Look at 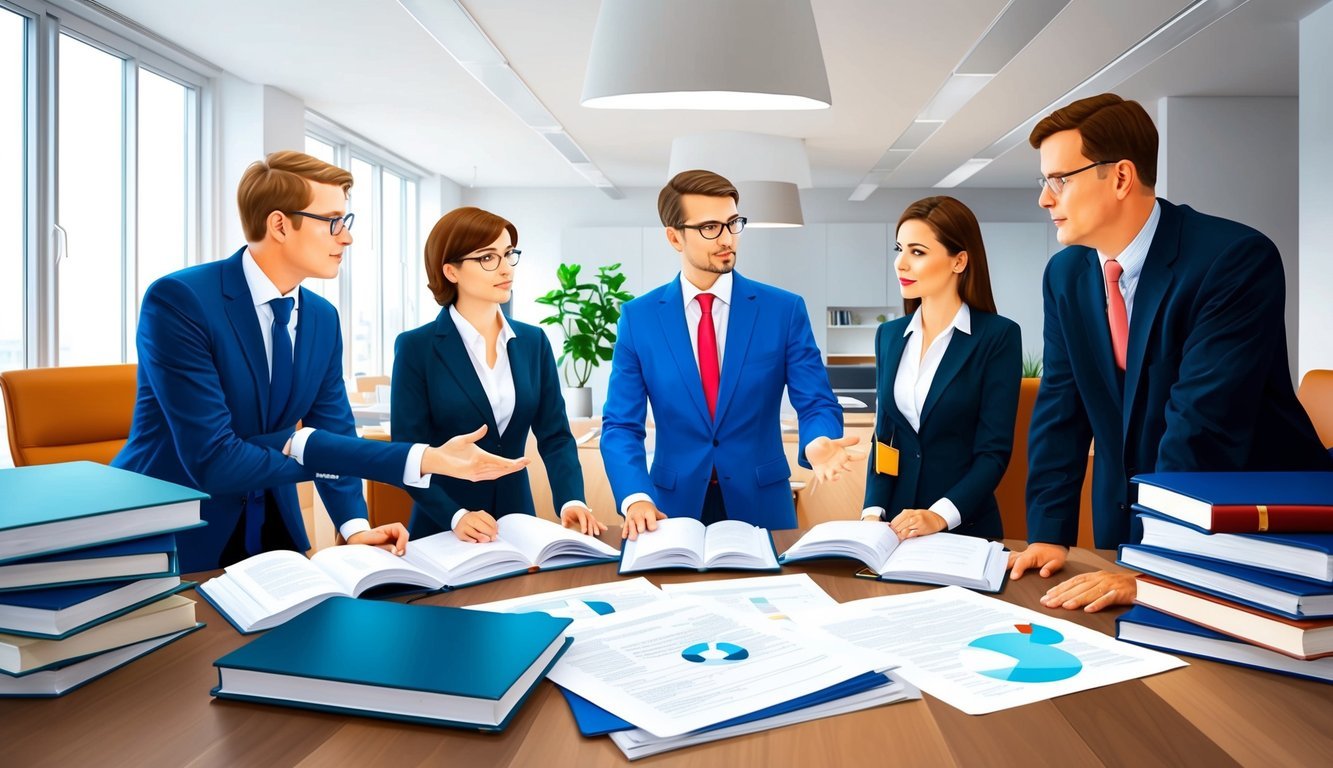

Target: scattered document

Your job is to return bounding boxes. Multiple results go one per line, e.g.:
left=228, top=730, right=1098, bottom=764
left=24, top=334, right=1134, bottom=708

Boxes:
left=464, top=578, right=665, bottom=630
left=781, top=521, right=1007, bottom=592
left=837, top=395, right=867, bottom=409
left=798, top=586, right=1185, bottom=714
left=660, top=573, right=837, bottom=621
left=545, top=597, right=892, bottom=737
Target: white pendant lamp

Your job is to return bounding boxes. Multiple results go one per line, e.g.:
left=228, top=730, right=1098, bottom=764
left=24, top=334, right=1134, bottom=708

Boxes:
left=582, top=0, right=831, bottom=111
left=668, top=132, right=811, bottom=228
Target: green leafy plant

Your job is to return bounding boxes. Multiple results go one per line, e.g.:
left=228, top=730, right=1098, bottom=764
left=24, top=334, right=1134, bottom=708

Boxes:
left=1022, top=353, right=1043, bottom=378
left=535, top=263, right=634, bottom=388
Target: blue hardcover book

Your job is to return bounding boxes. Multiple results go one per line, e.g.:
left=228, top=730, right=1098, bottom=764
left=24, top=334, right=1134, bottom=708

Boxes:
left=557, top=671, right=894, bottom=737
left=1132, top=471, right=1333, bottom=533
left=1136, top=509, right=1333, bottom=584
left=1116, top=606, right=1333, bottom=685
left=0, top=576, right=193, bottom=638
left=618, top=519, right=781, bottom=574
left=0, top=624, right=204, bottom=698
left=0, top=462, right=207, bottom=564
left=211, top=597, right=573, bottom=730
left=0, top=534, right=179, bottom=593
left=1118, top=544, right=1333, bottom=620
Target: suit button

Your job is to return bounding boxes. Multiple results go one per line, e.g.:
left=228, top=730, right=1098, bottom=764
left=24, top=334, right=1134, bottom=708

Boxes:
left=915, top=452, right=921, bottom=459
left=713, top=439, right=719, bottom=447
left=1119, top=503, right=1127, bottom=511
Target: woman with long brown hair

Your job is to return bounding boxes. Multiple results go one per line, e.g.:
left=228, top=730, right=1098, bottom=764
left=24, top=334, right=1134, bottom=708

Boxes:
left=860, top=196, right=1021, bottom=540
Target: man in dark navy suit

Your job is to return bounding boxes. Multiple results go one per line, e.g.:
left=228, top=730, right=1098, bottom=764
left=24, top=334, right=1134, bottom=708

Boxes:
left=114, top=151, right=526, bottom=571
left=1008, top=94, right=1332, bottom=611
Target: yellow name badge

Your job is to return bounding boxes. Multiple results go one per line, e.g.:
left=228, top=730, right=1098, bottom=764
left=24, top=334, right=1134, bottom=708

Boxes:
left=875, top=440, right=900, bottom=477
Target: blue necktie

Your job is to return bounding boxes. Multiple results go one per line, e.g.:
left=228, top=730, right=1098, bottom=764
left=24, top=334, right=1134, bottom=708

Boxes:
left=246, top=296, right=295, bottom=556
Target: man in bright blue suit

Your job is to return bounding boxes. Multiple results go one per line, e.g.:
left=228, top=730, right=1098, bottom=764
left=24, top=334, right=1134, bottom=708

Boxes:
left=114, top=151, right=527, bottom=571
left=1007, top=94, right=1332, bottom=611
left=602, top=170, right=859, bottom=539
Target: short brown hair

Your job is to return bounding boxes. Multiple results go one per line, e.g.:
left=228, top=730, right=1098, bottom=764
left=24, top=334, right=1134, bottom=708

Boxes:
left=1028, top=93, right=1158, bottom=187
left=424, top=207, right=518, bottom=306
left=896, top=196, right=997, bottom=316
left=237, top=151, right=353, bottom=242
left=657, top=170, right=740, bottom=227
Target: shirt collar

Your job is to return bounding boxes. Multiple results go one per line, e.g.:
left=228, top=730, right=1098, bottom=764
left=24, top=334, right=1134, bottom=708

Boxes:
left=1098, top=199, right=1160, bottom=280
left=242, top=248, right=302, bottom=310
left=681, top=271, right=733, bottom=309
left=903, top=302, right=972, bottom=338
left=448, top=304, right=516, bottom=350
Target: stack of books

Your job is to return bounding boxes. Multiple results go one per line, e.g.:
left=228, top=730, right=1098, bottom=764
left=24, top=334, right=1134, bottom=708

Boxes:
left=1115, top=471, right=1333, bottom=684
left=0, top=461, right=207, bottom=697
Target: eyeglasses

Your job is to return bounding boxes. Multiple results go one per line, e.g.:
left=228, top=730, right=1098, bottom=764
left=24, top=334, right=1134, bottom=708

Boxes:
left=458, top=249, right=522, bottom=271
left=675, top=216, right=747, bottom=240
left=1037, top=161, right=1116, bottom=197
left=287, top=211, right=355, bottom=235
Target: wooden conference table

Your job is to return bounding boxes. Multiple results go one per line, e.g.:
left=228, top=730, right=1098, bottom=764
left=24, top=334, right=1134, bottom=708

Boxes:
left=2, top=536, right=1330, bottom=767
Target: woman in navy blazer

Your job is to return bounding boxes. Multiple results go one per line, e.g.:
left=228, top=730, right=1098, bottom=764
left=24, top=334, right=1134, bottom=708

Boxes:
left=862, top=196, right=1022, bottom=540
left=392, top=207, right=604, bottom=541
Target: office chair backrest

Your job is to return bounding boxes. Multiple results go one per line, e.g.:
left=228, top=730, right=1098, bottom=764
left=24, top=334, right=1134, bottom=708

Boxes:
left=994, top=376, right=1040, bottom=540
left=0, top=364, right=138, bottom=467
left=1298, top=369, right=1333, bottom=449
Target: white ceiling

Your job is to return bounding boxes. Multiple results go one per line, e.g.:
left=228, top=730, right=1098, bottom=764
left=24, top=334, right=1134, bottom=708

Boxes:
left=98, top=0, right=1326, bottom=191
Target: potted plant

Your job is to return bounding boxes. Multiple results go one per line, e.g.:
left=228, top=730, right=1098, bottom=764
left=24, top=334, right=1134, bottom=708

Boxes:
left=1022, top=353, right=1043, bottom=379
left=535, top=262, right=634, bottom=418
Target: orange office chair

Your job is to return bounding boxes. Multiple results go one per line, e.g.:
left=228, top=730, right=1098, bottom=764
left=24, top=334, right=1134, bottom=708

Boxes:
left=994, top=376, right=1039, bottom=540
left=1298, top=369, right=1333, bottom=450
left=0, top=364, right=138, bottom=467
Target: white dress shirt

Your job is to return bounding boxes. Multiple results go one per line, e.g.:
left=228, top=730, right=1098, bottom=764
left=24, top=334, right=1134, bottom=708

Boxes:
left=621, top=272, right=734, bottom=516
left=1096, top=200, right=1160, bottom=324
left=861, top=303, right=971, bottom=529
left=242, top=250, right=429, bottom=541
left=446, top=306, right=588, bottom=530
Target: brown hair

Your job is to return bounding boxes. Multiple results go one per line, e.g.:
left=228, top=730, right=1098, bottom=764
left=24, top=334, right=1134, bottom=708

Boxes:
left=424, top=207, right=518, bottom=306
left=896, top=196, right=997, bottom=316
left=1028, top=93, right=1158, bottom=187
left=657, top=170, right=740, bottom=227
left=237, top=150, right=353, bottom=242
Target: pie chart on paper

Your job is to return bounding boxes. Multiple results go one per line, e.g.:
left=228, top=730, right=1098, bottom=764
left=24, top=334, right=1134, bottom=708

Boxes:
left=962, top=623, right=1083, bottom=683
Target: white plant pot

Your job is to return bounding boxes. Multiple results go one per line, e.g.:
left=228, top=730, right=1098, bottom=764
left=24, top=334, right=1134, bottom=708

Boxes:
left=564, top=386, right=594, bottom=419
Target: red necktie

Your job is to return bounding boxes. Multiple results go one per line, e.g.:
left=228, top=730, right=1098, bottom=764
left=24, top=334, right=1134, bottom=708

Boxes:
left=1104, top=260, right=1128, bottom=371
left=696, top=292, right=720, bottom=419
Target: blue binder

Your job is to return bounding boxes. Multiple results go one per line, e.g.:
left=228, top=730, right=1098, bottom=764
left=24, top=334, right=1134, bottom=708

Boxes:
left=1135, top=509, right=1333, bottom=584
left=0, top=534, right=179, bottom=593
left=0, top=577, right=194, bottom=638
left=1117, top=544, right=1333, bottom=619
left=211, top=597, right=572, bottom=730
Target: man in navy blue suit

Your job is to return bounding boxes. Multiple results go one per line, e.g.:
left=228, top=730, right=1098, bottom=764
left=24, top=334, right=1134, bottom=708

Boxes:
left=602, top=170, right=859, bottom=539
left=1008, top=94, right=1332, bottom=611
left=114, top=151, right=527, bottom=571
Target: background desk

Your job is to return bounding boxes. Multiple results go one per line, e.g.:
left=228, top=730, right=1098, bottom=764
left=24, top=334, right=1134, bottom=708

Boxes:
left=13, top=539, right=1325, bottom=766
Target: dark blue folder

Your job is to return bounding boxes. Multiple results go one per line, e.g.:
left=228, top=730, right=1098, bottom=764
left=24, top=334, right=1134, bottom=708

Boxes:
left=1135, top=509, right=1333, bottom=583
left=0, top=577, right=194, bottom=638
left=0, top=534, right=179, bottom=593
left=212, top=597, right=572, bottom=730
left=1118, top=544, right=1333, bottom=619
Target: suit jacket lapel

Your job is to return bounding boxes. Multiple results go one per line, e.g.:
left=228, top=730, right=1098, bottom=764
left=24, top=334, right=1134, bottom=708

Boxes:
left=288, top=287, right=322, bottom=426
left=1123, top=199, right=1179, bottom=438
left=432, top=311, right=499, bottom=434
left=1080, top=249, right=1122, bottom=409
left=656, top=277, right=712, bottom=426
left=504, top=329, right=533, bottom=438
left=876, top=326, right=911, bottom=440
left=920, top=327, right=978, bottom=427
left=713, top=272, right=758, bottom=427
left=220, top=248, right=270, bottom=425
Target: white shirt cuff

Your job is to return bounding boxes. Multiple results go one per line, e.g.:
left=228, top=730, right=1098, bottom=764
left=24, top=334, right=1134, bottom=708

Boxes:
left=403, top=443, right=431, bottom=488
left=340, top=517, right=371, bottom=541
left=621, top=492, right=654, bottom=517
left=288, top=427, right=316, bottom=463
left=860, top=506, right=886, bottom=521
left=451, top=508, right=470, bottom=530
left=929, top=498, right=962, bottom=530
left=560, top=500, right=590, bottom=518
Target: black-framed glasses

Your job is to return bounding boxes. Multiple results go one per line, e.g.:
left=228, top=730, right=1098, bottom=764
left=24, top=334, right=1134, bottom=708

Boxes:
left=1037, top=161, right=1117, bottom=197
left=675, top=216, right=747, bottom=240
left=458, top=249, right=522, bottom=271
left=287, top=211, right=355, bottom=235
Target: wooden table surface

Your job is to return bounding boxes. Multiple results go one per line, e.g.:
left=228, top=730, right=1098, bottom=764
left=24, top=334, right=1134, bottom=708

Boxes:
left=3, top=536, right=1330, bottom=768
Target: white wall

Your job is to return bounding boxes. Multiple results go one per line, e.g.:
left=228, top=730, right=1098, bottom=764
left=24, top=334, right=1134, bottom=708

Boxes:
left=1300, top=3, right=1333, bottom=378
left=1158, top=96, right=1300, bottom=383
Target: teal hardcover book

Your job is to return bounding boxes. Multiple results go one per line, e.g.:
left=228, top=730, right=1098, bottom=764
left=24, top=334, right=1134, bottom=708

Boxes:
left=211, top=597, right=573, bottom=730
left=0, top=576, right=193, bottom=638
left=0, top=462, right=207, bottom=564
left=0, top=534, right=179, bottom=593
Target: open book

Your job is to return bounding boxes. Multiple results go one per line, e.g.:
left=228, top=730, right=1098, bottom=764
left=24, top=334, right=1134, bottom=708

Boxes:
left=779, top=521, right=1007, bottom=592
left=198, top=515, right=620, bottom=633
left=618, top=519, right=779, bottom=573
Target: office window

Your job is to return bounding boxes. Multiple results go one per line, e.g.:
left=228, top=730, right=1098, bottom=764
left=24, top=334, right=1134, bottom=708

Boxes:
left=304, top=134, right=335, bottom=164
left=136, top=69, right=190, bottom=317
left=0, top=8, right=24, bottom=371
left=301, top=134, right=340, bottom=310
left=348, top=156, right=379, bottom=377
left=381, top=168, right=404, bottom=373
left=56, top=33, right=126, bottom=366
